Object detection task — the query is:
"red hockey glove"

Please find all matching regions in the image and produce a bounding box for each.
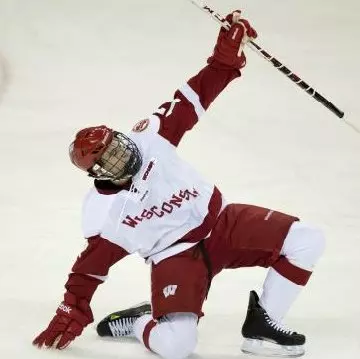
[208,10,257,69]
[33,292,93,350]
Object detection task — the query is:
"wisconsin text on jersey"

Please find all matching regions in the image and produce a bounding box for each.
[122,188,200,228]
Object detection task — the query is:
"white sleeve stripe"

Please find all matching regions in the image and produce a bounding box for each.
[148,114,161,132]
[72,273,108,282]
[179,83,205,119]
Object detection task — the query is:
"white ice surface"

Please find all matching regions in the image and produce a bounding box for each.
[0,0,359,358]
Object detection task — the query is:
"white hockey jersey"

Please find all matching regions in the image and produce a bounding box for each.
[68,64,240,291]
[81,113,223,262]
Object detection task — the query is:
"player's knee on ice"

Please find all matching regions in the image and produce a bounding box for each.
[152,313,198,359]
[284,222,326,269]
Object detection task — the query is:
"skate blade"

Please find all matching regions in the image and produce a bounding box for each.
[241,339,305,358]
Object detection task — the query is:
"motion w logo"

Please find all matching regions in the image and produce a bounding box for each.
[163,285,178,298]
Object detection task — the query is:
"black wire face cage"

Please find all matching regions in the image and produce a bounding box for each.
[89,132,142,182]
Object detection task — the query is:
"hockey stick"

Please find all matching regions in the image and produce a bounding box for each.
[187,0,346,121]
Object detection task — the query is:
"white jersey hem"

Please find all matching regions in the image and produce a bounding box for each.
[146,241,198,264]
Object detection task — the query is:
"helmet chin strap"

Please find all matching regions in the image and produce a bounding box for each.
[110,176,132,186]
[88,163,133,184]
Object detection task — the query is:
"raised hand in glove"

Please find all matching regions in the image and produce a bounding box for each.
[33,291,93,349]
[208,10,257,69]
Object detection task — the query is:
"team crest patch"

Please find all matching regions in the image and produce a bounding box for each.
[132,119,149,132]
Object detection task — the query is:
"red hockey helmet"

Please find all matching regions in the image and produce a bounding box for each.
[69,125,113,171]
[69,125,142,182]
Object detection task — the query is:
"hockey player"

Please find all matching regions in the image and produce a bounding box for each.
[33,11,325,358]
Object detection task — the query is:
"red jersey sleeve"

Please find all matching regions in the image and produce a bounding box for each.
[64,235,128,301]
[155,61,240,146]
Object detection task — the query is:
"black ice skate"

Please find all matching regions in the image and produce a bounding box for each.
[241,291,305,357]
[96,302,151,338]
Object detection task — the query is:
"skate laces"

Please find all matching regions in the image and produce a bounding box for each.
[108,317,136,336]
[265,315,294,335]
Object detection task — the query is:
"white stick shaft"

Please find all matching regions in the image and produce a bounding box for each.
[188,0,231,30]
